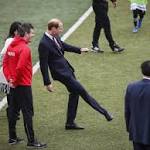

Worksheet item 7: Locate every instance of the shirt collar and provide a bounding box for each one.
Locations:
[143,76,150,80]
[45,32,53,40]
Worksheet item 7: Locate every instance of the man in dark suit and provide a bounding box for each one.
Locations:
[125,60,150,150]
[38,18,113,130]
[91,0,124,53]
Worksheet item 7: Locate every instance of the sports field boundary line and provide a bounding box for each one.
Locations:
[0,6,93,111]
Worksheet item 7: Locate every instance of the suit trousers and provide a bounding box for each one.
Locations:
[58,73,108,124]
[133,142,150,150]
[92,2,114,47]
[8,86,34,143]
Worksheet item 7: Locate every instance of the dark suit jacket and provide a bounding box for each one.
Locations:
[38,33,81,85]
[125,79,150,145]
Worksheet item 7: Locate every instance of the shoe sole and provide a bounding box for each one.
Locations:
[65,127,84,130]
[113,48,125,53]
[90,49,104,53]
[9,142,18,145]
[132,28,138,33]
[27,145,47,149]
[9,140,24,145]
[8,139,24,145]
[107,117,113,122]
[133,31,138,33]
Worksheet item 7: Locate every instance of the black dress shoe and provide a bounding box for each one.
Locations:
[105,112,113,121]
[65,123,84,130]
[27,140,47,149]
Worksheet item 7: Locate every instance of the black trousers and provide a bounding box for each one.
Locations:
[58,73,109,124]
[8,86,34,143]
[133,142,150,150]
[92,2,114,47]
[132,9,145,27]
[133,9,145,19]
[6,88,20,120]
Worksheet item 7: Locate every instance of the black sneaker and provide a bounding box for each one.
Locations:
[91,46,104,53]
[110,43,124,52]
[8,137,24,145]
[27,140,47,149]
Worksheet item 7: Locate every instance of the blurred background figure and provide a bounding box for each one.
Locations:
[1,21,21,59]
[129,0,148,33]
[91,0,124,53]
[0,21,21,120]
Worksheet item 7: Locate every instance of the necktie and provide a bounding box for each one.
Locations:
[53,37,61,49]
[53,37,63,55]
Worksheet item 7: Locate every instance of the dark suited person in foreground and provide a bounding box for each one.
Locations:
[125,60,150,150]
[38,18,113,130]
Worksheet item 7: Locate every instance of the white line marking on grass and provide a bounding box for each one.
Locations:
[0,97,7,110]
[61,6,93,41]
[0,6,93,111]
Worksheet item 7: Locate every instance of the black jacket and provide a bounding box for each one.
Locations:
[38,33,81,85]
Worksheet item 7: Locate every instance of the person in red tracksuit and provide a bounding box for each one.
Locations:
[3,23,46,149]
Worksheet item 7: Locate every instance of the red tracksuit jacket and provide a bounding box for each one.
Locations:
[3,36,32,87]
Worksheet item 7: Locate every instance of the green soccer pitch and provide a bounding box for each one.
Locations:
[0,0,150,150]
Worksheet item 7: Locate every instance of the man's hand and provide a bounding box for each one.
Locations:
[8,79,15,88]
[46,84,54,92]
[80,48,89,53]
[112,1,117,8]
